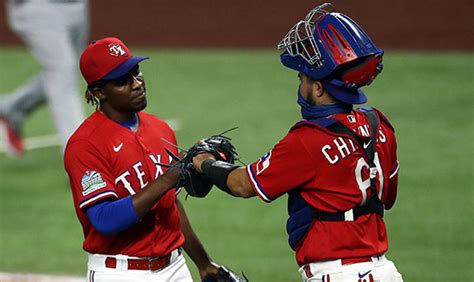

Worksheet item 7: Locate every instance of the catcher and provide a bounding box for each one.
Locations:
[177,3,403,282]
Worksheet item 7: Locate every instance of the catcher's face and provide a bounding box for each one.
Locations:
[97,65,148,119]
[298,73,316,104]
[298,72,325,105]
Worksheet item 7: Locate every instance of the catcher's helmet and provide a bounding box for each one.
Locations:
[278,3,383,104]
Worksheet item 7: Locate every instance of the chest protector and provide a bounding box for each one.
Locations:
[286,108,384,250]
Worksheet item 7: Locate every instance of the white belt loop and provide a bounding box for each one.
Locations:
[170,247,182,263]
[299,259,343,278]
[88,253,110,271]
[344,209,354,221]
[371,254,386,266]
[115,254,128,271]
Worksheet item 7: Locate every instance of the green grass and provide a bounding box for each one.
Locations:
[0,48,473,281]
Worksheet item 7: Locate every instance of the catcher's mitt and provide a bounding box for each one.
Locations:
[165,129,239,198]
[202,266,249,282]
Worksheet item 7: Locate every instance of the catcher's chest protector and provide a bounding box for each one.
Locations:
[286,108,384,250]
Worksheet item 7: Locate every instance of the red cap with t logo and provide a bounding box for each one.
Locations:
[79,37,148,85]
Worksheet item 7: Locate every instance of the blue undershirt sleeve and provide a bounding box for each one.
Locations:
[86,196,139,235]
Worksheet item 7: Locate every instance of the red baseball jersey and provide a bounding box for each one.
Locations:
[246,109,399,265]
[64,111,184,257]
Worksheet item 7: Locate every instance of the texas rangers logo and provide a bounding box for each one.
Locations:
[81,170,107,196]
[256,150,272,175]
[108,43,128,57]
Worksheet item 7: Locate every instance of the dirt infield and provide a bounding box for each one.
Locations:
[0,0,472,50]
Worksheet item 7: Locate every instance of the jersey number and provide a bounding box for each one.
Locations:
[355,152,383,205]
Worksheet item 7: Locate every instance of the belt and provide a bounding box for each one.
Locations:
[104,248,181,272]
[302,255,377,279]
[341,256,373,265]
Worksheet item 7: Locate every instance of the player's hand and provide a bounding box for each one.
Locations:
[201,262,249,282]
[159,151,186,186]
[193,152,216,173]
[171,151,187,165]
[199,261,220,280]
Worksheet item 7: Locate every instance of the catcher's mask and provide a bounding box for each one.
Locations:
[278,3,384,104]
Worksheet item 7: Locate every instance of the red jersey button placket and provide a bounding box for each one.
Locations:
[135,132,154,185]
[136,134,151,154]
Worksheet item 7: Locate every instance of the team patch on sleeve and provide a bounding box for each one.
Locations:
[256,150,272,175]
[247,165,272,202]
[81,170,107,196]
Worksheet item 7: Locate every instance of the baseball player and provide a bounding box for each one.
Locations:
[64,37,244,281]
[190,4,403,282]
[0,0,88,157]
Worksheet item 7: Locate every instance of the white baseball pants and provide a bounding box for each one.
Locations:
[299,255,403,282]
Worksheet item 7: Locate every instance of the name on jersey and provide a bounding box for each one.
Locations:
[321,126,386,164]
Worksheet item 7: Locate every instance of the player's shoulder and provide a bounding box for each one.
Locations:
[289,118,339,137]
[138,111,165,123]
[65,112,110,151]
[357,107,395,132]
[139,112,175,134]
[139,112,171,127]
[288,107,395,137]
[291,119,336,130]
[67,112,99,142]
[284,120,335,150]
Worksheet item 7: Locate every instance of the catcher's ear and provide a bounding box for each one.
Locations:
[312,80,324,98]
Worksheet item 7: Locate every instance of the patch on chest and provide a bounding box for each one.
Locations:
[81,170,107,196]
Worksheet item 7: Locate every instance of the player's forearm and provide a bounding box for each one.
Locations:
[131,169,179,218]
[176,199,213,275]
[195,155,256,198]
[227,167,257,198]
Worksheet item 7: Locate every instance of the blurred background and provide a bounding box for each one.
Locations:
[1,0,473,49]
[0,0,473,281]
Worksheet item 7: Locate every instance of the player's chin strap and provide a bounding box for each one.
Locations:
[313,108,384,221]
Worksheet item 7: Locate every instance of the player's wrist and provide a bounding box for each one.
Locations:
[200,159,216,173]
[161,168,179,187]
[198,261,219,279]
[201,160,239,195]
[194,153,216,173]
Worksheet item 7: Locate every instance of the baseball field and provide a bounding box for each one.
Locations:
[0,47,472,281]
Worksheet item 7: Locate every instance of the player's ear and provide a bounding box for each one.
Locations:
[312,80,324,98]
[90,87,107,102]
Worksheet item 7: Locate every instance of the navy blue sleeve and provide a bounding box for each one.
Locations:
[86,196,139,235]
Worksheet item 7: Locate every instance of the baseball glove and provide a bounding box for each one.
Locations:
[202,266,249,282]
[165,129,239,197]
